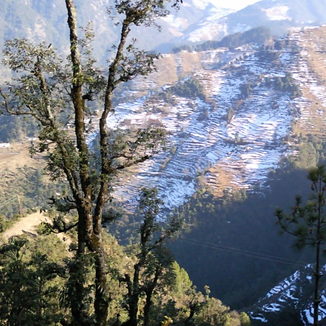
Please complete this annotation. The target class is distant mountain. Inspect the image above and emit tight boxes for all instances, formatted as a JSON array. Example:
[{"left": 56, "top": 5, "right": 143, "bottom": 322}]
[
  {"left": 177, "top": 0, "right": 326, "bottom": 45},
  {"left": 0, "top": 0, "right": 237, "bottom": 56},
  {"left": 4, "top": 0, "right": 326, "bottom": 55}
]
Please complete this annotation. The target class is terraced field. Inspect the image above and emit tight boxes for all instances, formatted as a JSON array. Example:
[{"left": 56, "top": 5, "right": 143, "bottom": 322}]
[{"left": 106, "top": 27, "right": 326, "bottom": 212}]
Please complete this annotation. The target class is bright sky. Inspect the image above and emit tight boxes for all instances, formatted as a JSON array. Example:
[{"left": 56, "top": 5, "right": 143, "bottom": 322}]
[
  {"left": 222, "top": 0, "right": 261, "bottom": 9},
  {"left": 191, "top": 0, "right": 262, "bottom": 10}
]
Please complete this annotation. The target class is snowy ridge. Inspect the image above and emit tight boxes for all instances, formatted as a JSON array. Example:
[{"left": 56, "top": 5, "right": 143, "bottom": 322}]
[
  {"left": 262, "top": 6, "right": 291, "bottom": 21},
  {"left": 176, "top": 0, "right": 326, "bottom": 47}
]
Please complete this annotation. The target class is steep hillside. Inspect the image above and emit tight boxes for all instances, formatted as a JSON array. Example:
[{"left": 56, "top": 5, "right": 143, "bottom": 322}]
[
  {"left": 107, "top": 26, "right": 326, "bottom": 212},
  {"left": 249, "top": 264, "right": 326, "bottom": 325},
  {"left": 0, "top": 143, "right": 67, "bottom": 217}
]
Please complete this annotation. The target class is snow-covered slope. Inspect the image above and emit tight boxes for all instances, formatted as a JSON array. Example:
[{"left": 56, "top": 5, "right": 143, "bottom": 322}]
[
  {"left": 106, "top": 26, "right": 326, "bottom": 212},
  {"left": 249, "top": 264, "right": 326, "bottom": 325}
]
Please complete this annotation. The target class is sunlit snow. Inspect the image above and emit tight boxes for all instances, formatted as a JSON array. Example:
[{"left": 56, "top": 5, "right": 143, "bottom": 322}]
[
  {"left": 262, "top": 6, "right": 291, "bottom": 21},
  {"left": 251, "top": 264, "right": 326, "bottom": 325},
  {"left": 98, "top": 27, "right": 326, "bottom": 218}
]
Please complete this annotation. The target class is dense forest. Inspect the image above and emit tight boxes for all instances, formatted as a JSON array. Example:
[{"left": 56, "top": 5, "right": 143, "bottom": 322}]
[
  {"left": 0, "top": 198, "right": 251, "bottom": 326},
  {"left": 171, "top": 164, "right": 312, "bottom": 308}
]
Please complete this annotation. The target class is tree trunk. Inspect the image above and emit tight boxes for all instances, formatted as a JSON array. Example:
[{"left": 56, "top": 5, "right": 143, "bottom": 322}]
[
  {"left": 93, "top": 240, "right": 109, "bottom": 326},
  {"left": 69, "top": 254, "right": 89, "bottom": 326},
  {"left": 313, "top": 185, "right": 323, "bottom": 326},
  {"left": 144, "top": 267, "right": 161, "bottom": 326},
  {"left": 129, "top": 264, "right": 141, "bottom": 326},
  {"left": 69, "top": 208, "right": 89, "bottom": 326},
  {"left": 143, "top": 295, "right": 152, "bottom": 326},
  {"left": 313, "top": 240, "right": 321, "bottom": 326}
]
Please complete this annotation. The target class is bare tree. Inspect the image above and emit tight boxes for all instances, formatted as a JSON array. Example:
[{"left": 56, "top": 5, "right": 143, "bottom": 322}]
[{"left": 0, "top": 1, "right": 182, "bottom": 325}]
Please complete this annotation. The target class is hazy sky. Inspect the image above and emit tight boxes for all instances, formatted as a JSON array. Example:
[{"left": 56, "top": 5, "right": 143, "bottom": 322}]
[
  {"left": 220, "top": 0, "right": 261, "bottom": 9},
  {"left": 191, "top": 0, "right": 261, "bottom": 10}
]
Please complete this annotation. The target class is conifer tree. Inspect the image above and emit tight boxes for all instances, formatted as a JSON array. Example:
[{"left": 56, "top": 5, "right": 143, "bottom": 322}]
[
  {"left": 0, "top": 237, "right": 66, "bottom": 325},
  {"left": 276, "top": 165, "right": 326, "bottom": 326}
]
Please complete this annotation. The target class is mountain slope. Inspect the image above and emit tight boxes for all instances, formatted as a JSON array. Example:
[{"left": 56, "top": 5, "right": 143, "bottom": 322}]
[
  {"left": 249, "top": 264, "right": 326, "bottom": 325},
  {"left": 106, "top": 26, "right": 326, "bottom": 212},
  {"left": 0, "top": 0, "right": 239, "bottom": 55},
  {"left": 3, "top": 8, "right": 326, "bottom": 214},
  {"left": 178, "top": 0, "right": 326, "bottom": 44}
]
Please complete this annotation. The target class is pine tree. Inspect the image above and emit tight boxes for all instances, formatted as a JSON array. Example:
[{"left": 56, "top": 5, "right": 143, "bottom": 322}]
[{"left": 276, "top": 165, "right": 326, "bottom": 326}]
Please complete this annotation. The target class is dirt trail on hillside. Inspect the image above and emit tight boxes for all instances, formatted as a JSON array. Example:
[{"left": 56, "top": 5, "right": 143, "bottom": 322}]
[
  {"left": 1, "top": 212, "right": 48, "bottom": 242},
  {"left": 0, "top": 212, "right": 73, "bottom": 249}
]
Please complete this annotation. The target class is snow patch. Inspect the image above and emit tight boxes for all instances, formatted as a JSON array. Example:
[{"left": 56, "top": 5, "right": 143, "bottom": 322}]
[
  {"left": 190, "top": 0, "right": 261, "bottom": 11},
  {"left": 250, "top": 314, "right": 268, "bottom": 323},
  {"left": 161, "top": 16, "right": 189, "bottom": 30},
  {"left": 262, "top": 6, "right": 291, "bottom": 21},
  {"left": 187, "top": 22, "right": 228, "bottom": 43},
  {"left": 0, "top": 143, "right": 10, "bottom": 148},
  {"left": 262, "top": 303, "right": 282, "bottom": 312}
]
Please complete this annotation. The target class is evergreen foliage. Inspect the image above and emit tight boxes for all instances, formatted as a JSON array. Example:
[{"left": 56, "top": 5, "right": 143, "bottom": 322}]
[
  {"left": 0, "top": 235, "right": 67, "bottom": 326},
  {"left": 0, "top": 228, "right": 247, "bottom": 326},
  {"left": 0, "top": 115, "right": 38, "bottom": 142},
  {"left": 276, "top": 165, "right": 326, "bottom": 326},
  {"left": 170, "top": 165, "right": 313, "bottom": 309},
  {"left": 166, "top": 78, "right": 205, "bottom": 100},
  {"left": 0, "top": 166, "right": 68, "bottom": 219},
  {"left": 264, "top": 74, "right": 301, "bottom": 99}
]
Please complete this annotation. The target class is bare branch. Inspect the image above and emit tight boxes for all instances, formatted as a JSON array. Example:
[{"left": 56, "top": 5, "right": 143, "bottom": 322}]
[{"left": 0, "top": 87, "right": 31, "bottom": 116}]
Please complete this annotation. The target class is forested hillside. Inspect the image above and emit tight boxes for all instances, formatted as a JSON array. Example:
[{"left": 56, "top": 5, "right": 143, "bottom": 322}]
[
  {"left": 171, "top": 166, "right": 312, "bottom": 308},
  {"left": 0, "top": 219, "right": 250, "bottom": 326}
]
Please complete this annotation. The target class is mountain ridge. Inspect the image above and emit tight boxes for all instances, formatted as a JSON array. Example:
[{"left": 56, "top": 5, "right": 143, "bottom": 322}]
[{"left": 171, "top": 0, "right": 326, "bottom": 48}]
